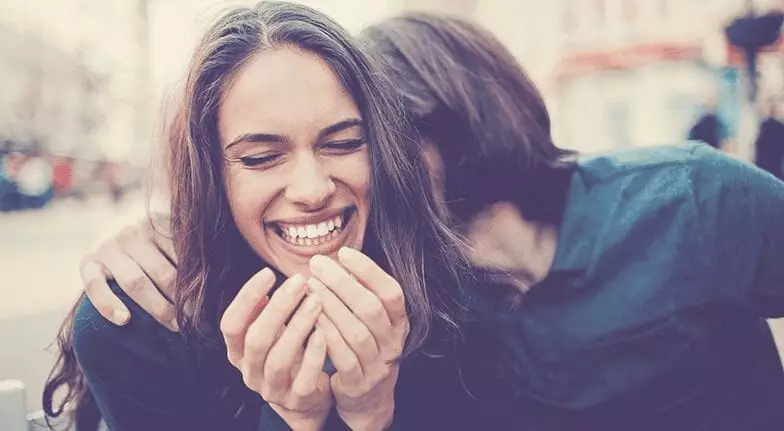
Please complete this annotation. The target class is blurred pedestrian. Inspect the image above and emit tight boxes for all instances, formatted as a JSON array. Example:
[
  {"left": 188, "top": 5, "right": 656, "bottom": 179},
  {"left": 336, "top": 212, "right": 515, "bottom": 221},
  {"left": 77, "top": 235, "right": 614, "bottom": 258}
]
[
  {"left": 688, "top": 99, "right": 728, "bottom": 150},
  {"left": 15, "top": 150, "right": 54, "bottom": 209},
  {"left": 0, "top": 150, "right": 26, "bottom": 211},
  {"left": 52, "top": 156, "right": 74, "bottom": 198},
  {"left": 754, "top": 101, "right": 784, "bottom": 180},
  {"left": 102, "top": 161, "right": 124, "bottom": 204}
]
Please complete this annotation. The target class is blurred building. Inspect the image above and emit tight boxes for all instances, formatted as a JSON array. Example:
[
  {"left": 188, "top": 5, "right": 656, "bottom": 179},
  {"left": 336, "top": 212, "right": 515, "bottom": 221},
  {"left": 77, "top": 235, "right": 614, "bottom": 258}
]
[
  {"left": 402, "top": 0, "right": 783, "bottom": 159},
  {"left": 0, "top": 0, "right": 153, "bottom": 166},
  {"left": 5, "top": 0, "right": 774, "bottom": 165},
  {"left": 547, "top": 0, "right": 783, "bottom": 157}
]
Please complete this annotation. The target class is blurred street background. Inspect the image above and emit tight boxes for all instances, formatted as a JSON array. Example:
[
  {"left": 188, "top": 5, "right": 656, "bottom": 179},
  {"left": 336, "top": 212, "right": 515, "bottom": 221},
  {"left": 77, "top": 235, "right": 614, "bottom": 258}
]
[{"left": 1, "top": 0, "right": 782, "bottom": 416}]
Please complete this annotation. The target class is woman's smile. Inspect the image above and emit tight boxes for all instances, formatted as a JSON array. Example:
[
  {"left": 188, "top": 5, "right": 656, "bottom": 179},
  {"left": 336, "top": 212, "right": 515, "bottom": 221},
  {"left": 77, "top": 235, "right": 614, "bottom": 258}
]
[{"left": 268, "top": 206, "right": 357, "bottom": 257}]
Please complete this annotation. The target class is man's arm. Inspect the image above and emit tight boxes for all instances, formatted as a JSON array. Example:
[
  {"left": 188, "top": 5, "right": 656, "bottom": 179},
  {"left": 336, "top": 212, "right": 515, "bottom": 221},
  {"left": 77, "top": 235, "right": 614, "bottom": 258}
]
[{"left": 80, "top": 212, "right": 178, "bottom": 330}]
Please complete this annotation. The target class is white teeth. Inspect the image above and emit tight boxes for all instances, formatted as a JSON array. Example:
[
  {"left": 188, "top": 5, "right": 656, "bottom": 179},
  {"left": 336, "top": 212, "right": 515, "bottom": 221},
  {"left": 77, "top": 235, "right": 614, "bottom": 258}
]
[
  {"left": 278, "top": 212, "right": 348, "bottom": 246},
  {"left": 317, "top": 222, "right": 329, "bottom": 236}
]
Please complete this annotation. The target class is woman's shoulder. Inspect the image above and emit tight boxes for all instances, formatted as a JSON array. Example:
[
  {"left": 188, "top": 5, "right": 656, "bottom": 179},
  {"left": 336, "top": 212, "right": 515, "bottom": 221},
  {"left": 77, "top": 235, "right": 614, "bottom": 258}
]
[{"left": 72, "top": 282, "right": 186, "bottom": 367}]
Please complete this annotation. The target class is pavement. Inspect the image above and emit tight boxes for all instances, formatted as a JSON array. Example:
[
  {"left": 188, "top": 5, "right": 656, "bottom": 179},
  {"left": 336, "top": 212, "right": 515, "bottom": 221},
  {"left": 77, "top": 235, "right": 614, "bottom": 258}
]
[
  {"left": 0, "top": 194, "right": 147, "bottom": 412},
  {"left": 0, "top": 195, "right": 782, "bottom": 413}
]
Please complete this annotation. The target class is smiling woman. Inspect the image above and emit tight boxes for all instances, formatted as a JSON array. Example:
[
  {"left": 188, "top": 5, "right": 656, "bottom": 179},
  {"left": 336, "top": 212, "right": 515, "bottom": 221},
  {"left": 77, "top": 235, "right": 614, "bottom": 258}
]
[{"left": 42, "top": 2, "right": 468, "bottom": 430}]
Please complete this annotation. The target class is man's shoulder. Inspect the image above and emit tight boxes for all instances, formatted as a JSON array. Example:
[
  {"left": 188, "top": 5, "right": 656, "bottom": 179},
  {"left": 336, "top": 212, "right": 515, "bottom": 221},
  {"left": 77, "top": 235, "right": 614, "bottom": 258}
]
[
  {"left": 571, "top": 142, "right": 783, "bottom": 229},
  {"left": 574, "top": 142, "right": 744, "bottom": 189},
  {"left": 565, "top": 144, "right": 734, "bottom": 239}
]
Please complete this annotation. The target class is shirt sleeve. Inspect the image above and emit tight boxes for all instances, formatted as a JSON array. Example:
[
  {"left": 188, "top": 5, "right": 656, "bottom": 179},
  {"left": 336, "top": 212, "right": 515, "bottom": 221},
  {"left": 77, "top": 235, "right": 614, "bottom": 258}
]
[
  {"left": 691, "top": 145, "right": 784, "bottom": 317},
  {"left": 73, "top": 285, "right": 316, "bottom": 431},
  {"left": 258, "top": 404, "right": 292, "bottom": 430},
  {"left": 389, "top": 347, "right": 506, "bottom": 431},
  {"left": 73, "top": 292, "right": 210, "bottom": 430},
  {"left": 257, "top": 405, "right": 353, "bottom": 431}
]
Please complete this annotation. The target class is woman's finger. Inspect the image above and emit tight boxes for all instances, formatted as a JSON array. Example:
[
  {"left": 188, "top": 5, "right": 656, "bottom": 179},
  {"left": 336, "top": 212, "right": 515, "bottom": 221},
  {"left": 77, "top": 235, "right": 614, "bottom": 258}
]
[
  {"left": 307, "top": 277, "right": 380, "bottom": 366},
  {"left": 220, "top": 268, "right": 275, "bottom": 365},
  {"left": 315, "top": 312, "right": 363, "bottom": 387},
  {"left": 309, "top": 255, "right": 393, "bottom": 347},
  {"left": 291, "top": 328, "right": 329, "bottom": 399},
  {"left": 243, "top": 275, "right": 308, "bottom": 374},
  {"left": 336, "top": 247, "right": 407, "bottom": 329},
  {"left": 264, "top": 293, "right": 322, "bottom": 391}
]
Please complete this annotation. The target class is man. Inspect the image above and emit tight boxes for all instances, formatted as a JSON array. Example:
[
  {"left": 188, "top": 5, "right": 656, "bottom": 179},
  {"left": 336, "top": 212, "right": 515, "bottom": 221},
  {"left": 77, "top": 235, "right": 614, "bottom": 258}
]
[{"left": 755, "top": 101, "right": 784, "bottom": 180}]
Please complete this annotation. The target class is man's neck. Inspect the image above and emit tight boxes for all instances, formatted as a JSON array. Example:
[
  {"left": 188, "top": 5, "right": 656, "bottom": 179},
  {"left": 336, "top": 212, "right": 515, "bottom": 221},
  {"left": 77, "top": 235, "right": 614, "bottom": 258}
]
[{"left": 466, "top": 201, "right": 558, "bottom": 291}]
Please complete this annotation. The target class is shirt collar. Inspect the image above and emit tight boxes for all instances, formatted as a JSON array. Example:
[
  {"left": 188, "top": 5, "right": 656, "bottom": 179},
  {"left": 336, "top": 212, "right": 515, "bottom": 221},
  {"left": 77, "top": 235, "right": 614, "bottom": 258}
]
[{"left": 548, "top": 166, "right": 597, "bottom": 274}]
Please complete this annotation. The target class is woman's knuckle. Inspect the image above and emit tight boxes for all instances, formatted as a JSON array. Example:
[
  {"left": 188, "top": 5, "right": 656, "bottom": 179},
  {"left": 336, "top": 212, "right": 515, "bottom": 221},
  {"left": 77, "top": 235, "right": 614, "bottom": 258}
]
[
  {"left": 381, "top": 291, "right": 405, "bottom": 310},
  {"left": 241, "top": 373, "right": 258, "bottom": 392},
  {"left": 264, "top": 357, "right": 288, "bottom": 377},
  {"left": 243, "top": 338, "right": 267, "bottom": 358},
  {"left": 347, "top": 328, "right": 373, "bottom": 348},
  {"left": 290, "top": 383, "right": 311, "bottom": 400},
  {"left": 226, "top": 351, "right": 239, "bottom": 368},
  {"left": 219, "top": 318, "right": 238, "bottom": 338},
  {"left": 356, "top": 298, "right": 384, "bottom": 320}
]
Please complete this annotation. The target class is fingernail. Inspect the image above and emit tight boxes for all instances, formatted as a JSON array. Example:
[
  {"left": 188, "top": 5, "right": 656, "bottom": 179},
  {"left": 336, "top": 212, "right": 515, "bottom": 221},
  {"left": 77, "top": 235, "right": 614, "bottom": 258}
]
[
  {"left": 168, "top": 318, "right": 180, "bottom": 332},
  {"left": 305, "top": 294, "right": 321, "bottom": 311},
  {"left": 312, "top": 328, "right": 325, "bottom": 344},
  {"left": 285, "top": 274, "right": 305, "bottom": 294},
  {"left": 306, "top": 277, "right": 320, "bottom": 293},
  {"left": 337, "top": 247, "right": 356, "bottom": 260},
  {"left": 111, "top": 309, "right": 130, "bottom": 325},
  {"left": 257, "top": 267, "right": 275, "bottom": 287}
]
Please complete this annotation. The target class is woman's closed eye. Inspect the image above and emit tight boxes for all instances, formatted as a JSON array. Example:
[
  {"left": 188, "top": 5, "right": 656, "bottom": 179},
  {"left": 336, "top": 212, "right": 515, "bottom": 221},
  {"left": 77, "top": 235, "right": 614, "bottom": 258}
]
[
  {"left": 238, "top": 153, "right": 282, "bottom": 168},
  {"left": 320, "top": 138, "right": 366, "bottom": 154},
  {"left": 233, "top": 139, "right": 364, "bottom": 168}
]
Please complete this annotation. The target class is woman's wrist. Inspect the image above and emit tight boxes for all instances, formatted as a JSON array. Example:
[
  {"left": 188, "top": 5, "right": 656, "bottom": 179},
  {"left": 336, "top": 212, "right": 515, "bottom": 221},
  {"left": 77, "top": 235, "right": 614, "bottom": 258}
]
[
  {"left": 270, "top": 403, "right": 331, "bottom": 431},
  {"left": 338, "top": 398, "right": 394, "bottom": 431}
]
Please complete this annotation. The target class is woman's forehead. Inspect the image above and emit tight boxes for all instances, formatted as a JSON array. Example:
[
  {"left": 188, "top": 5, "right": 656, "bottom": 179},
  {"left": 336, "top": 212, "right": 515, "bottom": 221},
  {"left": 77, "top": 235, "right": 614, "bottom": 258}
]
[{"left": 218, "top": 47, "right": 361, "bottom": 145}]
